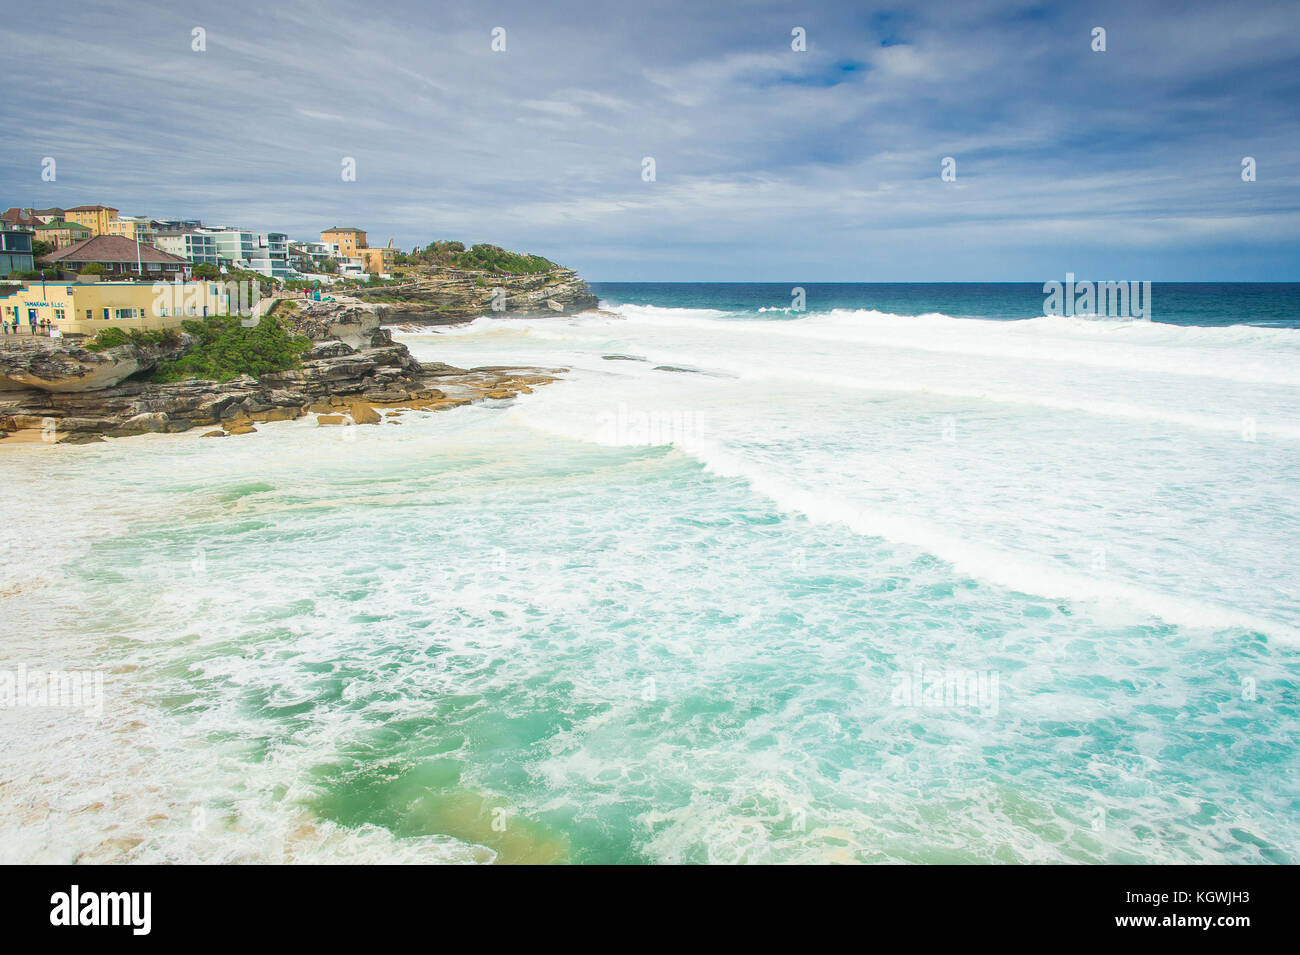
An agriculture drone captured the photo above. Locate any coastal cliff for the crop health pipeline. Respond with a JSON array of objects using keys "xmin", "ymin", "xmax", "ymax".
[
  {"xmin": 0, "ymin": 299, "xmax": 564, "ymax": 444},
  {"xmin": 352, "ymin": 264, "xmax": 599, "ymax": 325}
]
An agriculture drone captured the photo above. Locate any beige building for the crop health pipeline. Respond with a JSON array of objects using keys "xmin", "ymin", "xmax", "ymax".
[
  {"xmin": 321, "ymin": 228, "xmax": 400, "ymax": 275},
  {"xmin": 31, "ymin": 219, "xmax": 93, "ymax": 250},
  {"xmin": 105, "ymin": 215, "xmax": 157, "ymax": 245},
  {"xmin": 358, "ymin": 246, "xmax": 397, "ymax": 273},
  {"xmin": 0, "ymin": 279, "xmax": 250, "ymax": 337},
  {"xmin": 321, "ymin": 227, "xmax": 366, "ymax": 258}
]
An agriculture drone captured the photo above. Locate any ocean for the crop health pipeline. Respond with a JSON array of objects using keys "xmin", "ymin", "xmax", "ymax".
[{"xmin": 1, "ymin": 282, "xmax": 1298, "ymax": 864}]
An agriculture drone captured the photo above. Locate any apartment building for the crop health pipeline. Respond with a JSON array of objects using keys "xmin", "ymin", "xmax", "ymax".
[
  {"xmin": 153, "ymin": 229, "xmax": 220, "ymax": 267},
  {"xmin": 206, "ymin": 228, "xmax": 290, "ymax": 280},
  {"xmin": 64, "ymin": 205, "xmax": 119, "ymax": 235},
  {"xmin": 105, "ymin": 215, "xmax": 157, "ymax": 245}
]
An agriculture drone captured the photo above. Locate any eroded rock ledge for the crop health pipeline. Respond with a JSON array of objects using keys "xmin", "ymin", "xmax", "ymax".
[
  {"xmin": 0, "ymin": 300, "xmax": 565, "ymax": 444},
  {"xmin": 352, "ymin": 266, "xmax": 599, "ymax": 326}
]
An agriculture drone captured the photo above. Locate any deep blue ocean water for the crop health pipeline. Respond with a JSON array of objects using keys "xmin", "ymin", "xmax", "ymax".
[{"xmin": 591, "ymin": 282, "xmax": 1300, "ymax": 328}]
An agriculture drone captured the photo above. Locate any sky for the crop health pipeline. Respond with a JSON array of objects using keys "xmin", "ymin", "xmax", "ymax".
[{"xmin": 2, "ymin": 0, "xmax": 1298, "ymax": 281}]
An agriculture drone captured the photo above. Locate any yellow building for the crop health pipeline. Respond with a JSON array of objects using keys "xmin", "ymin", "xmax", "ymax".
[
  {"xmin": 31, "ymin": 220, "xmax": 93, "ymax": 250},
  {"xmin": 0, "ymin": 279, "xmax": 253, "ymax": 337},
  {"xmin": 64, "ymin": 205, "xmax": 119, "ymax": 235},
  {"xmin": 358, "ymin": 246, "xmax": 397, "ymax": 274},
  {"xmin": 321, "ymin": 227, "xmax": 366, "ymax": 258},
  {"xmin": 105, "ymin": 216, "xmax": 156, "ymax": 245}
]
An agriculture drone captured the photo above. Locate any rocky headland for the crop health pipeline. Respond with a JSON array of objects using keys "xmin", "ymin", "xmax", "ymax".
[
  {"xmin": 0, "ymin": 298, "xmax": 565, "ymax": 445},
  {"xmin": 353, "ymin": 265, "xmax": 599, "ymax": 326}
]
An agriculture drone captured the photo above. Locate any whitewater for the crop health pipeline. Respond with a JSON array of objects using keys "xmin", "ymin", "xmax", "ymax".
[{"xmin": 1, "ymin": 300, "xmax": 1296, "ymax": 864}]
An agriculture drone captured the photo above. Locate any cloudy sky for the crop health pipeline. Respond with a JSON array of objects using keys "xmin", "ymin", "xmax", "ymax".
[{"xmin": 3, "ymin": 0, "xmax": 1298, "ymax": 280}]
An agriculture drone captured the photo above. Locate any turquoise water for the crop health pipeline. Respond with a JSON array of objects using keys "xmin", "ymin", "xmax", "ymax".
[{"xmin": 1, "ymin": 290, "xmax": 1298, "ymax": 863}]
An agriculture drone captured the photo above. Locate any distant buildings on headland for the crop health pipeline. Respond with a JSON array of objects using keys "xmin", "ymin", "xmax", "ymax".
[
  {"xmin": 0, "ymin": 204, "xmax": 401, "ymax": 284},
  {"xmin": 0, "ymin": 202, "xmax": 404, "ymax": 337}
]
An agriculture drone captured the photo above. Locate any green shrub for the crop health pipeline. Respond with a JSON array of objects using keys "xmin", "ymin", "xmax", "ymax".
[
  {"xmin": 146, "ymin": 315, "xmax": 311, "ymax": 383},
  {"xmin": 84, "ymin": 327, "xmax": 182, "ymax": 352},
  {"xmin": 404, "ymin": 240, "xmax": 556, "ymax": 274}
]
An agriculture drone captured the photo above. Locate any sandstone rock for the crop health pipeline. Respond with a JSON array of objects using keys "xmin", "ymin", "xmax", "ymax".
[
  {"xmin": 202, "ymin": 430, "xmax": 227, "ymax": 438},
  {"xmin": 59, "ymin": 433, "xmax": 106, "ymax": 444},
  {"xmin": 346, "ymin": 402, "xmax": 381, "ymax": 425},
  {"xmin": 0, "ymin": 337, "xmax": 185, "ymax": 393},
  {"xmin": 118, "ymin": 412, "xmax": 169, "ymax": 434},
  {"xmin": 248, "ymin": 405, "xmax": 301, "ymax": 423}
]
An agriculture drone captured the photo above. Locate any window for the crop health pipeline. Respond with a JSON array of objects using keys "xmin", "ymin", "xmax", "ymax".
[{"xmin": 54, "ymin": 308, "xmax": 65, "ymax": 322}]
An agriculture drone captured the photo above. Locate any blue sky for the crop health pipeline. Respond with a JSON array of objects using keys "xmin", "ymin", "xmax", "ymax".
[{"xmin": 3, "ymin": 0, "xmax": 1298, "ymax": 280}]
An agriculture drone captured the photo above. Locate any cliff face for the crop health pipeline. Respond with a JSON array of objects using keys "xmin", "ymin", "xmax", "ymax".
[
  {"xmin": 350, "ymin": 266, "xmax": 599, "ymax": 325},
  {"xmin": 0, "ymin": 337, "xmax": 187, "ymax": 393},
  {"xmin": 0, "ymin": 300, "xmax": 565, "ymax": 444}
]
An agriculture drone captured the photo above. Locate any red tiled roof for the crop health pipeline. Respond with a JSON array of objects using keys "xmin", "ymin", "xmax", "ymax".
[
  {"xmin": 0, "ymin": 207, "xmax": 52, "ymax": 226},
  {"xmin": 41, "ymin": 235, "xmax": 188, "ymax": 265}
]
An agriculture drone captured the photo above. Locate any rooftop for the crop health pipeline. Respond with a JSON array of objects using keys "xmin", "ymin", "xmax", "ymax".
[{"xmin": 41, "ymin": 235, "xmax": 188, "ymax": 265}]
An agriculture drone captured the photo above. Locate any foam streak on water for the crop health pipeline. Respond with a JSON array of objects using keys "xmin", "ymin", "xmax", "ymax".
[{"xmin": 0, "ymin": 304, "xmax": 1297, "ymax": 864}]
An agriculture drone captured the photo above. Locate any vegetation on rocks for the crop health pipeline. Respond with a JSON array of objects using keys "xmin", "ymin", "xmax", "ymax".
[
  {"xmin": 398, "ymin": 241, "xmax": 557, "ymax": 275},
  {"xmin": 146, "ymin": 315, "xmax": 311, "ymax": 383},
  {"xmin": 84, "ymin": 327, "xmax": 182, "ymax": 352}
]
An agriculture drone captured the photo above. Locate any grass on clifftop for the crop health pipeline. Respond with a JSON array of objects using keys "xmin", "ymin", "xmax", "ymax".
[
  {"xmin": 399, "ymin": 241, "xmax": 557, "ymax": 274},
  {"xmin": 147, "ymin": 315, "xmax": 312, "ymax": 383}
]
